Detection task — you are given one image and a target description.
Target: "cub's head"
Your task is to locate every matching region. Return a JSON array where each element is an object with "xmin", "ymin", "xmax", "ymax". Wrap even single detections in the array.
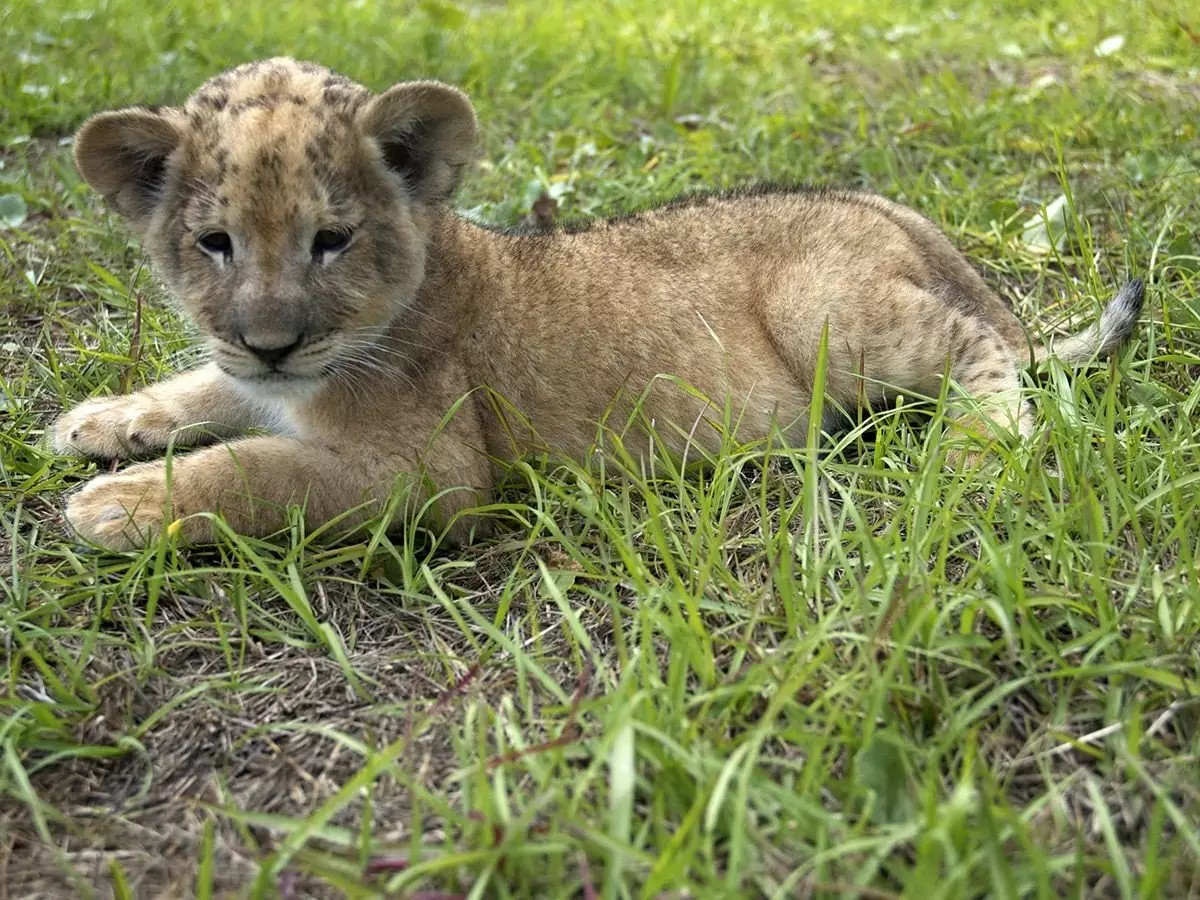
[{"xmin": 73, "ymin": 58, "xmax": 478, "ymax": 398}]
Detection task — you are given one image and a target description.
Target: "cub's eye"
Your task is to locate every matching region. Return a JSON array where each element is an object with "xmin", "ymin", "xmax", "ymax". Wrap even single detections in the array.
[
  {"xmin": 197, "ymin": 231, "xmax": 233, "ymax": 259},
  {"xmin": 312, "ymin": 229, "xmax": 352, "ymax": 258}
]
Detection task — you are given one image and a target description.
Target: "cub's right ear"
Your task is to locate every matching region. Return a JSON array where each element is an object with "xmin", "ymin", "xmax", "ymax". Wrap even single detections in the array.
[{"xmin": 74, "ymin": 108, "xmax": 183, "ymax": 229}]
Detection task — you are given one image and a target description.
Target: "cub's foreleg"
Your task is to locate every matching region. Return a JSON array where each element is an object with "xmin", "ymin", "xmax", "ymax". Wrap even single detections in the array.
[{"xmin": 53, "ymin": 363, "xmax": 267, "ymax": 460}]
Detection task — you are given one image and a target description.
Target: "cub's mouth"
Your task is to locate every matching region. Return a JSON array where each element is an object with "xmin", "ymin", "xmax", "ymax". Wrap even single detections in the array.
[
  {"xmin": 210, "ymin": 341, "xmax": 332, "ymax": 398},
  {"xmin": 209, "ymin": 325, "xmax": 409, "ymax": 400}
]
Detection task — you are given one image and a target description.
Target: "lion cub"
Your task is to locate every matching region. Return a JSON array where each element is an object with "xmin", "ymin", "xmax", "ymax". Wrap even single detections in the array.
[{"xmin": 54, "ymin": 58, "xmax": 1144, "ymax": 551}]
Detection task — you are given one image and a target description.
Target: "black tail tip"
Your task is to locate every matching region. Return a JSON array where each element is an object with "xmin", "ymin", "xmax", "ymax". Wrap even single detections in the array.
[
  {"xmin": 1111, "ymin": 278, "xmax": 1146, "ymax": 319},
  {"xmin": 1122, "ymin": 278, "xmax": 1146, "ymax": 312},
  {"xmin": 1102, "ymin": 278, "xmax": 1146, "ymax": 351}
]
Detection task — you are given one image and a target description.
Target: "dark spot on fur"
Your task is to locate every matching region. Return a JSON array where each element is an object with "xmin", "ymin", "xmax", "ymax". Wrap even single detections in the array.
[
  {"xmin": 289, "ymin": 94, "xmax": 307, "ymax": 105},
  {"xmin": 197, "ymin": 92, "xmax": 229, "ymax": 111},
  {"xmin": 955, "ymin": 332, "xmax": 982, "ymax": 361},
  {"xmin": 308, "ymin": 128, "xmax": 336, "ymax": 161},
  {"xmin": 254, "ymin": 140, "xmax": 291, "ymax": 191},
  {"xmin": 229, "ymin": 95, "xmax": 279, "ymax": 116},
  {"xmin": 219, "ymin": 195, "xmax": 230, "ymax": 207},
  {"xmin": 187, "ymin": 140, "xmax": 211, "ymax": 164}
]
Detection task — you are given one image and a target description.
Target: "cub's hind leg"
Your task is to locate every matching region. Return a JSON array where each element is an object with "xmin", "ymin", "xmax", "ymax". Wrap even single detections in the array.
[
  {"xmin": 819, "ymin": 279, "xmax": 1033, "ymax": 454},
  {"xmin": 947, "ymin": 279, "xmax": 1144, "ymax": 456},
  {"xmin": 842, "ymin": 296, "xmax": 1032, "ymax": 458},
  {"xmin": 939, "ymin": 313, "xmax": 1033, "ymax": 463},
  {"xmin": 758, "ymin": 270, "xmax": 1031, "ymax": 457}
]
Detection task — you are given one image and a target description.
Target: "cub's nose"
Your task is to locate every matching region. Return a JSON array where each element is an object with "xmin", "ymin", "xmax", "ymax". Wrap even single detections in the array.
[{"xmin": 239, "ymin": 331, "xmax": 304, "ymax": 366}]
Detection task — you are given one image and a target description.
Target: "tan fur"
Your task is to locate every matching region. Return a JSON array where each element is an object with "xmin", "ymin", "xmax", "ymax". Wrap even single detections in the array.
[{"xmin": 54, "ymin": 58, "xmax": 1143, "ymax": 551}]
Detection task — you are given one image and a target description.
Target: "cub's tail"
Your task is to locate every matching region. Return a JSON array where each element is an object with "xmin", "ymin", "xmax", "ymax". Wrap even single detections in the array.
[{"xmin": 1033, "ymin": 279, "xmax": 1145, "ymax": 365}]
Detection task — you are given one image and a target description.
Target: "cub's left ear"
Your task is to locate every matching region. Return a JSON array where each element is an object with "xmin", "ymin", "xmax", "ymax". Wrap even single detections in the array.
[{"xmin": 359, "ymin": 81, "xmax": 479, "ymax": 203}]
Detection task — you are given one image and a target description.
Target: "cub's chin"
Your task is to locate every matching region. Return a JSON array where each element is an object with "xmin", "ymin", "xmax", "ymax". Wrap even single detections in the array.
[{"xmin": 226, "ymin": 370, "xmax": 328, "ymax": 404}]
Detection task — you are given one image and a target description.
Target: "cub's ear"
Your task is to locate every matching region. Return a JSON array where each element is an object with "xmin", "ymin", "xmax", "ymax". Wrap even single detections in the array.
[
  {"xmin": 359, "ymin": 81, "xmax": 478, "ymax": 203},
  {"xmin": 73, "ymin": 107, "xmax": 183, "ymax": 229}
]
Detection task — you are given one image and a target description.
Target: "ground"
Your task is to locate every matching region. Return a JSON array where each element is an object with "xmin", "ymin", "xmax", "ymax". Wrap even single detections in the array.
[{"xmin": 1, "ymin": 0, "xmax": 1198, "ymax": 897}]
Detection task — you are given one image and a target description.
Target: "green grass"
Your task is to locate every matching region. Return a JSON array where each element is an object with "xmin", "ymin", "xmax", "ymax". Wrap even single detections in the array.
[{"xmin": 2, "ymin": 0, "xmax": 1199, "ymax": 896}]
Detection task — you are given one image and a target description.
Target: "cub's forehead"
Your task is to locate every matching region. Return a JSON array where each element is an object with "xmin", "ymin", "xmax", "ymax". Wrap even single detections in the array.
[
  {"xmin": 186, "ymin": 57, "xmax": 369, "ymax": 119},
  {"xmin": 175, "ymin": 59, "xmax": 376, "ymax": 217}
]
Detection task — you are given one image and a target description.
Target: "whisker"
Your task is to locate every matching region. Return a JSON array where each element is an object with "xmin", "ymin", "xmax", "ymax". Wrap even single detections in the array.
[
  {"xmin": 327, "ymin": 351, "xmax": 417, "ymax": 394},
  {"xmin": 339, "ymin": 331, "xmax": 440, "ymax": 355},
  {"xmin": 398, "ymin": 305, "xmax": 449, "ymax": 328}
]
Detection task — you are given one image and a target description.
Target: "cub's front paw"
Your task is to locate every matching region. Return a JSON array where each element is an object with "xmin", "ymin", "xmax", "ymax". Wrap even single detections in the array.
[
  {"xmin": 64, "ymin": 463, "xmax": 182, "ymax": 551},
  {"xmin": 54, "ymin": 395, "xmax": 189, "ymax": 460}
]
